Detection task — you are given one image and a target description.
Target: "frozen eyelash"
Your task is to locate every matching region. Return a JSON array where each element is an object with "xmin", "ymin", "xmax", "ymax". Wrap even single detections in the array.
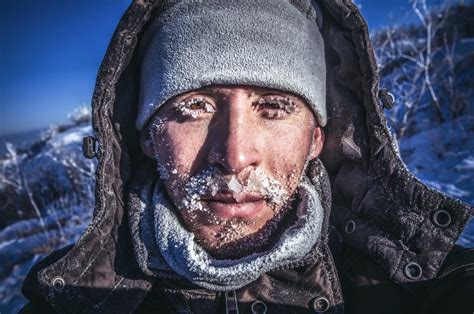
[
  {"xmin": 173, "ymin": 97, "xmax": 215, "ymax": 119},
  {"xmin": 257, "ymin": 96, "xmax": 298, "ymax": 113}
]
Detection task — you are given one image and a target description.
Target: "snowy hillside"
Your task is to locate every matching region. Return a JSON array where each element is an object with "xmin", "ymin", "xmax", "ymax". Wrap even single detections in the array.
[{"xmin": 0, "ymin": 108, "xmax": 96, "ymax": 313}]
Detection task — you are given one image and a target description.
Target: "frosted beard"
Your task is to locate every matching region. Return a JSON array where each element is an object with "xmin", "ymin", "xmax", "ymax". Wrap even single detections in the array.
[
  {"xmin": 127, "ymin": 118, "xmax": 325, "ymax": 290},
  {"xmin": 147, "ymin": 117, "xmax": 302, "ymax": 258},
  {"xmin": 163, "ymin": 166, "xmax": 295, "ymax": 258}
]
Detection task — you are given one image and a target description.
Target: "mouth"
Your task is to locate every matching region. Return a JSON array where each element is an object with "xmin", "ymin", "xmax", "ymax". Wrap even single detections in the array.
[{"xmin": 201, "ymin": 192, "xmax": 266, "ymax": 219}]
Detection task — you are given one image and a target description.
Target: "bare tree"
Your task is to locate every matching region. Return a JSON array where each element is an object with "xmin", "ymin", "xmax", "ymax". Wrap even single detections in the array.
[
  {"xmin": 373, "ymin": 0, "xmax": 467, "ymax": 142},
  {"xmin": 410, "ymin": 0, "xmax": 447, "ymax": 122}
]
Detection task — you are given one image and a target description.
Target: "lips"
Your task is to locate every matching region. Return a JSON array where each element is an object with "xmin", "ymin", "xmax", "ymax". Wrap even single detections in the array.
[{"xmin": 201, "ymin": 193, "xmax": 266, "ymax": 219}]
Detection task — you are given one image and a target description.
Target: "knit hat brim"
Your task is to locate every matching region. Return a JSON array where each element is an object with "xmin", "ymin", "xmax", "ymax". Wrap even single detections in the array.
[{"xmin": 137, "ymin": 0, "xmax": 326, "ymax": 130}]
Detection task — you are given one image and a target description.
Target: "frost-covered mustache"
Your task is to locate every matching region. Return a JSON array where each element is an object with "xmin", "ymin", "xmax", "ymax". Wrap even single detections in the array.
[
  {"xmin": 149, "ymin": 125, "xmax": 289, "ymax": 211},
  {"xmin": 179, "ymin": 167, "xmax": 290, "ymax": 212}
]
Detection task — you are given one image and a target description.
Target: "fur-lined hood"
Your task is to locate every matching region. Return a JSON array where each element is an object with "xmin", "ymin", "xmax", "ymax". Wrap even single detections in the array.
[{"xmin": 21, "ymin": 1, "xmax": 472, "ymax": 312}]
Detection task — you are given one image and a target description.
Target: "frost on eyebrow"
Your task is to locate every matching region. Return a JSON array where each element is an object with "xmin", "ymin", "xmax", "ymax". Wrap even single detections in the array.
[{"xmin": 173, "ymin": 97, "xmax": 215, "ymax": 119}]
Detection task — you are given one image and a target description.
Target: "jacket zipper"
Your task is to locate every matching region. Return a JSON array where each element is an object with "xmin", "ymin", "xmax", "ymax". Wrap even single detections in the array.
[{"xmin": 224, "ymin": 290, "xmax": 239, "ymax": 314}]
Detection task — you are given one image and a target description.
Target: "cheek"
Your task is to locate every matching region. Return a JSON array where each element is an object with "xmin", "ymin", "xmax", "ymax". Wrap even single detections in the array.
[
  {"xmin": 264, "ymin": 123, "xmax": 313, "ymax": 188},
  {"xmin": 154, "ymin": 121, "xmax": 209, "ymax": 173}
]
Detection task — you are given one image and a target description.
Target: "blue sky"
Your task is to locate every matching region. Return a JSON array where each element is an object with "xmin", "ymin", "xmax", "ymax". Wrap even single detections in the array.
[{"xmin": 0, "ymin": 0, "xmax": 446, "ymax": 135}]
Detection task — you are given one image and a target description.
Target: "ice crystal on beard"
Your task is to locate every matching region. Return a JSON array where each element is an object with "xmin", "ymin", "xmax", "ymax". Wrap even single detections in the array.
[
  {"xmin": 181, "ymin": 168, "xmax": 220, "ymax": 213},
  {"xmin": 228, "ymin": 175, "xmax": 243, "ymax": 193},
  {"xmin": 215, "ymin": 220, "xmax": 244, "ymax": 245},
  {"xmin": 246, "ymin": 168, "xmax": 289, "ymax": 208},
  {"xmin": 210, "ymin": 182, "xmax": 219, "ymax": 196}
]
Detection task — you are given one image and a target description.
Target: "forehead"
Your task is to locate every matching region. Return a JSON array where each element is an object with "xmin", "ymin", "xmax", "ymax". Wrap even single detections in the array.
[
  {"xmin": 183, "ymin": 84, "xmax": 273, "ymax": 94},
  {"xmin": 168, "ymin": 84, "xmax": 311, "ymax": 104}
]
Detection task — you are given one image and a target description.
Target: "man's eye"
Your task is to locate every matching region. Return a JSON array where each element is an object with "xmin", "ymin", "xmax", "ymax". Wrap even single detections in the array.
[
  {"xmin": 189, "ymin": 102, "xmax": 203, "ymax": 110},
  {"xmin": 253, "ymin": 97, "xmax": 298, "ymax": 120},
  {"xmin": 174, "ymin": 97, "xmax": 215, "ymax": 119}
]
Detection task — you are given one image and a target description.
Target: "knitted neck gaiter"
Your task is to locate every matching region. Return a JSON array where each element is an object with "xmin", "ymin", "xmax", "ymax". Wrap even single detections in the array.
[{"xmin": 128, "ymin": 177, "xmax": 324, "ymax": 291}]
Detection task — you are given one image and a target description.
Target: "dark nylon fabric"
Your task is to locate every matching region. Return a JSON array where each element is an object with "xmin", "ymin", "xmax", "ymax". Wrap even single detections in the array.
[{"xmin": 20, "ymin": 0, "xmax": 474, "ymax": 313}]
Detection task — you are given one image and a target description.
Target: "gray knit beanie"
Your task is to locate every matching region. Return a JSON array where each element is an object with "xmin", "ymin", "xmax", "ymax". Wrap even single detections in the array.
[{"xmin": 136, "ymin": 0, "xmax": 326, "ymax": 130}]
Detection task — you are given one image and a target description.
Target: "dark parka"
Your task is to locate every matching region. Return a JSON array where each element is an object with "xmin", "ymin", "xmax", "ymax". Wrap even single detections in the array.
[{"xmin": 21, "ymin": 0, "xmax": 474, "ymax": 313}]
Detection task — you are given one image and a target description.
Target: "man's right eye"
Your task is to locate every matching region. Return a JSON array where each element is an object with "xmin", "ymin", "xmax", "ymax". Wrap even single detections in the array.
[{"xmin": 173, "ymin": 97, "xmax": 216, "ymax": 119}]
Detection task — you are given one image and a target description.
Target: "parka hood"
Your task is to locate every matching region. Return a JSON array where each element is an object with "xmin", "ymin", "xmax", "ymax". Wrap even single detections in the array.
[{"xmin": 22, "ymin": 1, "xmax": 473, "ymax": 312}]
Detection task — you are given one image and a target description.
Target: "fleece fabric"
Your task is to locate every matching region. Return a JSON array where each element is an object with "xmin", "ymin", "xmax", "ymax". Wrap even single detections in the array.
[
  {"xmin": 129, "ymin": 177, "xmax": 324, "ymax": 291},
  {"xmin": 136, "ymin": 0, "xmax": 326, "ymax": 130}
]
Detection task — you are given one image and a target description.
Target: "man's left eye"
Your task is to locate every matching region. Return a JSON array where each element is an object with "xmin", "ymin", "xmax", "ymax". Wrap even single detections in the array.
[{"xmin": 253, "ymin": 97, "xmax": 298, "ymax": 120}]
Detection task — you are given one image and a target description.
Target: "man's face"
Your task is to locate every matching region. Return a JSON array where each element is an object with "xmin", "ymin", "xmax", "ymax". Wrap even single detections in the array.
[{"xmin": 142, "ymin": 85, "xmax": 324, "ymax": 258}]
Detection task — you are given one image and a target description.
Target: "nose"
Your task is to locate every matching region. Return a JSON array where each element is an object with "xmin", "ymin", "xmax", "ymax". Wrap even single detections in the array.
[{"xmin": 208, "ymin": 91, "xmax": 262, "ymax": 174}]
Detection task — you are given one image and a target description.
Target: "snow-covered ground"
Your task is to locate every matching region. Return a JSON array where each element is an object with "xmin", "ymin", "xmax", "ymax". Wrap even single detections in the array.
[
  {"xmin": 0, "ymin": 117, "xmax": 96, "ymax": 313},
  {"xmin": 400, "ymin": 115, "xmax": 474, "ymax": 205}
]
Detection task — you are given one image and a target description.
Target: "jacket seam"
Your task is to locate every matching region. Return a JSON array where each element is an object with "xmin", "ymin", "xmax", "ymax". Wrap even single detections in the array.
[{"xmin": 438, "ymin": 264, "xmax": 474, "ymax": 279}]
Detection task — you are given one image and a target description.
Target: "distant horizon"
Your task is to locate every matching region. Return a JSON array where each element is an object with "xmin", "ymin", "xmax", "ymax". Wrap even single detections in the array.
[
  {"xmin": 0, "ymin": 126, "xmax": 46, "ymax": 138},
  {"xmin": 0, "ymin": 0, "xmax": 448, "ymax": 136},
  {"xmin": 0, "ymin": 126, "xmax": 48, "ymax": 158}
]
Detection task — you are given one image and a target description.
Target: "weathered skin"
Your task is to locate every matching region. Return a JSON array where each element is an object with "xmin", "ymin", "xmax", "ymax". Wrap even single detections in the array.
[
  {"xmin": 20, "ymin": 1, "xmax": 474, "ymax": 313},
  {"xmin": 141, "ymin": 85, "xmax": 324, "ymax": 259}
]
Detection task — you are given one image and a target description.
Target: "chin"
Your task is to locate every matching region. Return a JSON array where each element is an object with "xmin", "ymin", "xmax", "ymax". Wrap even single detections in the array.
[{"xmin": 186, "ymin": 202, "xmax": 296, "ymax": 260}]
